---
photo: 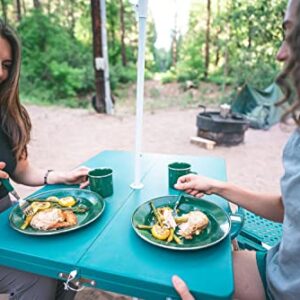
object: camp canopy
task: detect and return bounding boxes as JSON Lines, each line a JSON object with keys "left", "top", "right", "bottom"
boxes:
{"left": 231, "top": 83, "right": 284, "bottom": 129}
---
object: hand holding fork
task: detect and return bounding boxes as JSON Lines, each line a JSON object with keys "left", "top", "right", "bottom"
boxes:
{"left": 0, "top": 178, "right": 35, "bottom": 216}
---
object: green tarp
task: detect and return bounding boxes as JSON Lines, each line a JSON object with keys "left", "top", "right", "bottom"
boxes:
{"left": 231, "top": 83, "right": 284, "bottom": 129}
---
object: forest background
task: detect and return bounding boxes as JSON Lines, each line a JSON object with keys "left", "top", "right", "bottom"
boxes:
{"left": 0, "top": 0, "right": 286, "bottom": 111}
{"left": 0, "top": 2, "right": 290, "bottom": 299}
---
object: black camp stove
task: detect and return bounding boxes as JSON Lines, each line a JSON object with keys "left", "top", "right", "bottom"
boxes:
{"left": 196, "top": 109, "right": 250, "bottom": 146}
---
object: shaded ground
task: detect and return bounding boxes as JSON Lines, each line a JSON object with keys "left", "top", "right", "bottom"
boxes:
{"left": 5, "top": 104, "right": 292, "bottom": 300}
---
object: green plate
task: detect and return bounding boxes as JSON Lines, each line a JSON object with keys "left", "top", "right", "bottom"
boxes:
{"left": 132, "top": 195, "right": 231, "bottom": 250}
{"left": 9, "top": 188, "right": 105, "bottom": 236}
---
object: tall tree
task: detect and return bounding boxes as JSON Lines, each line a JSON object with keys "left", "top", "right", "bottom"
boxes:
{"left": 22, "top": 0, "right": 26, "bottom": 16}
{"left": 204, "top": 0, "right": 211, "bottom": 78}
{"left": 91, "top": 0, "right": 106, "bottom": 113}
{"left": 46, "top": 0, "right": 51, "bottom": 15}
{"left": 107, "top": 0, "right": 118, "bottom": 64}
{"left": 33, "top": 0, "right": 41, "bottom": 9}
{"left": 214, "top": 0, "right": 221, "bottom": 66}
{"left": 16, "top": 0, "right": 22, "bottom": 21}
{"left": 1, "top": 0, "right": 7, "bottom": 22}
{"left": 171, "top": 0, "right": 178, "bottom": 66}
{"left": 119, "top": 0, "right": 127, "bottom": 66}
{"left": 68, "top": 0, "right": 76, "bottom": 36}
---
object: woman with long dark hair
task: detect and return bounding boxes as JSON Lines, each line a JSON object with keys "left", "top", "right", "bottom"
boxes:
{"left": 0, "top": 20, "right": 89, "bottom": 299}
{"left": 173, "top": 1, "right": 300, "bottom": 299}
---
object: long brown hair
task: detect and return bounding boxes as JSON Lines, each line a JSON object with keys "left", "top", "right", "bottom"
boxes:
{"left": 0, "top": 19, "right": 31, "bottom": 160}
{"left": 276, "top": 1, "right": 300, "bottom": 124}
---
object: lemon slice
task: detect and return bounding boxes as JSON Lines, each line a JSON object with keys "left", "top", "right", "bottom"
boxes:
{"left": 31, "top": 201, "right": 51, "bottom": 211}
{"left": 46, "top": 196, "right": 59, "bottom": 202}
{"left": 58, "top": 196, "right": 76, "bottom": 207}
{"left": 151, "top": 224, "right": 170, "bottom": 240}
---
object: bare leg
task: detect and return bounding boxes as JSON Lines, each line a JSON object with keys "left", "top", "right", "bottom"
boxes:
{"left": 233, "top": 250, "right": 266, "bottom": 300}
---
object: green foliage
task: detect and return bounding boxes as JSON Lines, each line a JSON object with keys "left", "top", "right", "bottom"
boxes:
{"left": 221, "top": 0, "right": 286, "bottom": 89}
{"left": 1, "top": 0, "right": 288, "bottom": 109}
{"left": 110, "top": 63, "right": 137, "bottom": 88}
{"left": 18, "top": 11, "right": 94, "bottom": 104}
{"left": 176, "top": 0, "right": 286, "bottom": 96}
{"left": 161, "top": 70, "right": 177, "bottom": 84}
{"left": 153, "top": 48, "right": 172, "bottom": 73}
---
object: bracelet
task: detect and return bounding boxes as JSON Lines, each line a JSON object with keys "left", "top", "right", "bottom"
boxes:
{"left": 44, "top": 169, "right": 54, "bottom": 185}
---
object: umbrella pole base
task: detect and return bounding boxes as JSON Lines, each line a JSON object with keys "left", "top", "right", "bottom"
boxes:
{"left": 130, "top": 182, "right": 144, "bottom": 189}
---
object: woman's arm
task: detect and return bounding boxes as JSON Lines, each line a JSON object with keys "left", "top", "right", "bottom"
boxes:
{"left": 214, "top": 181, "right": 283, "bottom": 222}
{"left": 12, "top": 158, "right": 89, "bottom": 188}
{"left": 175, "top": 174, "right": 284, "bottom": 222}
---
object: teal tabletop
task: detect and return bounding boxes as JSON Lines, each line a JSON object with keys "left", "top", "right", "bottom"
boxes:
{"left": 77, "top": 153, "right": 233, "bottom": 300}
{"left": 0, "top": 151, "right": 154, "bottom": 278}
{"left": 0, "top": 151, "right": 234, "bottom": 300}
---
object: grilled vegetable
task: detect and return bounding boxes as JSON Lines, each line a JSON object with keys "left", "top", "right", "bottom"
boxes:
{"left": 20, "top": 215, "right": 34, "bottom": 230}
{"left": 31, "top": 201, "right": 51, "bottom": 211}
{"left": 136, "top": 224, "right": 153, "bottom": 230}
{"left": 150, "top": 201, "right": 163, "bottom": 226}
{"left": 167, "top": 228, "right": 174, "bottom": 243}
{"left": 173, "top": 233, "right": 183, "bottom": 245}
{"left": 71, "top": 204, "right": 88, "bottom": 213}
{"left": 151, "top": 223, "right": 170, "bottom": 240}
{"left": 57, "top": 196, "right": 77, "bottom": 207}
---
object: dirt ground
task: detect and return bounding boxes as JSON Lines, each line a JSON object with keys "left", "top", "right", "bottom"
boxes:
{"left": 6, "top": 104, "right": 293, "bottom": 300}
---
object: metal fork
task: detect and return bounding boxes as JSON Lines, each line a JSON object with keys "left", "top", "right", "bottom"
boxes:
{"left": 1, "top": 178, "right": 34, "bottom": 216}
{"left": 172, "top": 193, "right": 184, "bottom": 217}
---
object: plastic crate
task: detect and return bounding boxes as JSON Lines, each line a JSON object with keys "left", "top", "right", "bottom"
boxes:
{"left": 237, "top": 209, "right": 282, "bottom": 251}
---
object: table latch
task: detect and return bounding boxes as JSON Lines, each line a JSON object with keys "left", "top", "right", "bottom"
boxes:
{"left": 58, "top": 271, "right": 96, "bottom": 288}
{"left": 74, "top": 277, "right": 96, "bottom": 287}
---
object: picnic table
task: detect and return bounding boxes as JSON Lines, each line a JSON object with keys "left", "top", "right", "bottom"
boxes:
{"left": 0, "top": 150, "right": 236, "bottom": 299}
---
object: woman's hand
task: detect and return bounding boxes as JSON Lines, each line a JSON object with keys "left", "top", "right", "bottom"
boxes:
{"left": 49, "top": 166, "right": 90, "bottom": 188}
{"left": 61, "top": 166, "right": 90, "bottom": 188}
{"left": 172, "top": 275, "right": 195, "bottom": 300}
{"left": 0, "top": 162, "right": 9, "bottom": 180}
{"left": 174, "top": 174, "right": 223, "bottom": 198}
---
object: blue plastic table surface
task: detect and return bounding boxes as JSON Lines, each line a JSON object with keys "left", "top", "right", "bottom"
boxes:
{"left": 0, "top": 151, "right": 154, "bottom": 278}
{"left": 0, "top": 151, "right": 233, "bottom": 300}
{"left": 77, "top": 153, "right": 233, "bottom": 300}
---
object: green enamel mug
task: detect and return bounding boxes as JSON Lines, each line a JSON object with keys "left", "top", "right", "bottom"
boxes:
{"left": 88, "top": 168, "right": 113, "bottom": 198}
{"left": 168, "top": 162, "right": 197, "bottom": 189}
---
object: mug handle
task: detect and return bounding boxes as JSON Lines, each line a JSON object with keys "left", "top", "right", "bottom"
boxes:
{"left": 229, "top": 206, "right": 244, "bottom": 239}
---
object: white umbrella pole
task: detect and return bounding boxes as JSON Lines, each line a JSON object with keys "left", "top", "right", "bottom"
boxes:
{"left": 130, "top": 0, "right": 148, "bottom": 190}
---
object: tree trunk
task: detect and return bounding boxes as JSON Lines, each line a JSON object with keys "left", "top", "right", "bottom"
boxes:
{"left": 248, "top": 20, "right": 252, "bottom": 48}
{"left": 171, "top": 0, "right": 178, "bottom": 66}
{"left": 214, "top": 0, "right": 221, "bottom": 66}
{"left": 1, "top": 0, "right": 7, "bottom": 22}
{"left": 91, "top": 0, "right": 106, "bottom": 113}
{"left": 33, "top": 0, "right": 41, "bottom": 9}
{"left": 108, "top": 2, "right": 117, "bottom": 64}
{"left": 204, "top": 0, "right": 211, "bottom": 78}
{"left": 68, "top": 0, "right": 76, "bottom": 37}
{"left": 47, "top": 0, "right": 51, "bottom": 14}
{"left": 15, "top": 0, "right": 22, "bottom": 21}
{"left": 119, "top": 0, "right": 127, "bottom": 66}
{"left": 22, "top": 0, "right": 27, "bottom": 16}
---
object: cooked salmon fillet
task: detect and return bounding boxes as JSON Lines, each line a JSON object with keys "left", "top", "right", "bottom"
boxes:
{"left": 178, "top": 210, "right": 209, "bottom": 239}
{"left": 30, "top": 208, "right": 77, "bottom": 231}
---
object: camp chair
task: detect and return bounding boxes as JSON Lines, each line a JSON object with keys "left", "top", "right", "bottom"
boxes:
{"left": 237, "top": 209, "right": 283, "bottom": 251}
